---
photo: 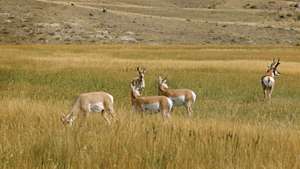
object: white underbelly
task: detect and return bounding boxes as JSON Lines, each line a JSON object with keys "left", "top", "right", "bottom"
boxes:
{"left": 88, "top": 102, "right": 104, "bottom": 113}
{"left": 263, "top": 76, "right": 275, "bottom": 88}
{"left": 143, "top": 102, "right": 160, "bottom": 112}
{"left": 170, "top": 96, "right": 185, "bottom": 106}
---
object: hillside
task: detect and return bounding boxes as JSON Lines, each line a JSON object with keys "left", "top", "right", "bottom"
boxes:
{"left": 1, "top": 0, "right": 300, "bottom": 45}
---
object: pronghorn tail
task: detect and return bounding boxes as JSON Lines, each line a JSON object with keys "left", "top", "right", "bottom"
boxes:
{"left": 191, "top": 91, "right": 197, "bottom": 103}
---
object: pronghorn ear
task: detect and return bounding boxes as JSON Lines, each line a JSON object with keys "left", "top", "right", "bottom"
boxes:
{"left": 130, "top": 81, "right": 135, "bottom": 90}
{"left": 60, "top": 114, "right": 66, "bottom": 123}
{"left": 158, "top": 76, "right": 163, "bottom": 83}
{"left": 137, "top": 66, "right": 141, "bottom": 72}
{"left": 270, "top": 58, "right": 276, "bottom": 67}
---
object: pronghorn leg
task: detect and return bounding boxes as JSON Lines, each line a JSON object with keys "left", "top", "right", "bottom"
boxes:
{"left": 110, "top": 111, "right": 116, "bottom": 120}
{"left": 81, "top": 105, "right": 90, "bottom": 117}
{"left": 188, "top": 106, "right": 193, "bottom": 116}
{"left": 107, "top": 107, "right": 115, "bottom": 118}
{"left": 141, "top": 105, "right": 146, "bottom": 117}
{"left": 185, "top": 102, "right": 193, "bottom": 117}
{"left": 77, "top": 110, "right": 88, "bottom": 127}
{"left": 263, "top": 89, "right": 268, "bottom": 99}
{"left": 165, "top": 108, "right": 171, "bottom": 118}
{"left": 101, "top": 110, "right": 111, "bottom": 125}
{"left": 162, "top": 110, "right": 171, "bottom": 119}
{"left": 188, "top": 107, "right": 193, "bottom": 117}
{"left": 170, "top": 106, "right": 175, "bottom": 113}
{"left": 109, "top": 107, "right": 118, "bottom": 123}
{"left": 269, "top": 86, "right": 274, "bottom": 100}
{"left": 132, "top": 106, "right": 137, "bottom": 113}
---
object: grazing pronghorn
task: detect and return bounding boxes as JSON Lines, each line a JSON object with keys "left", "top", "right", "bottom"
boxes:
{"left": 131, "top": 66, "right": 146, "bottom": 93}
{"left": 130, "top": 81, "right": 173, "bottom": 118}
{"left": 261, "top": 58, "right": 281, "bottom": 100}
{"left": 61, "top": 91, "right": 115, "bottom": 125}
{"left": 158, "top": 76, "right": 196, "bottom": 116}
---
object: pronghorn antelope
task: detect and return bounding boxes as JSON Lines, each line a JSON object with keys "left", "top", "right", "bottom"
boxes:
{"left": 61, "top": 91, "right": 115, "bottom": 125}
{"left": 158, "top": 76, "right": 196, "bottom": 116}
{"left": 130, "top": 81, "right": 173, "bottom": 118}
{"left": 131, "top": 66, "right": 146, "bottom": 93}
{"left": 261, "top": 58, "right": 281, "bottom": 99}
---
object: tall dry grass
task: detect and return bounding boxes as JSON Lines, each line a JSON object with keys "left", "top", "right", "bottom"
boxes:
{"left": 0, "top": 45, "right": 300, "bottom": 169}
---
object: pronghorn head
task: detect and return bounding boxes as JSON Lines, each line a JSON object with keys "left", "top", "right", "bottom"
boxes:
{"left": 133, "top": 66, "right": 146, "bottom": 92}
{"left": 137, "top": 66, "right": 146, "bottom": 79}
{"left": 61, "top": 113, "right": 74, "bottom": 126}
{"left": 158, "top": 76, "right": 169, "bottom": 89}
{"left": 267, "top": 58, "right": 281, "bottom": 77}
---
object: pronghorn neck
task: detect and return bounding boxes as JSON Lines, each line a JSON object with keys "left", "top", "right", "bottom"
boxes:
{"left": 130, "top": 89, "right": 142, "bottom": 109}
{"left": 265, "top": 69, "right": 275, "bottom": 77}
{"left": 130, "top": 89, "right": 140, "bottom": 102}
{"left": 159, "top": 84, "right": 169, "bottom": 95}
{"left": 140, "top": 78, "right": 145, "bottom": 87}
{"left": 139, "top": 74, "right": 144, "bottom": 81}
{"left": 135, "top": 75, "right": 143, "bottom": 83}
{"left": 131, "top": 90, "right": 136, "bottom": 100}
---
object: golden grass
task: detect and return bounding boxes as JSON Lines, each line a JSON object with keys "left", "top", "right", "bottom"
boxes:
{"left": 0, "top": 45, "right": 300, "bottom": 169}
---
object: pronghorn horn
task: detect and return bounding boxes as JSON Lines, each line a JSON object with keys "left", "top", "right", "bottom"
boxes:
{"left": 274, "top": 58, "right": 280, "bottom": 68}
{"left": 137, "top": 66, "right": 141, "bottom": 72}
{"left": 269, "top": 58, "right": 276, "bottom": 68}
{"left": 158, "top": 76, "right": 162, "bottom": 82}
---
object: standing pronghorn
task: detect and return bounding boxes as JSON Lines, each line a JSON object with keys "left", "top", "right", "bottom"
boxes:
{"left": 261, "top": 58, "right": 281, "bottom": 100}
{"left": 158, "top": 76, "right": 196, "bottom": 116}
{"left": 131, "top": 66, "right": 146, "bottom": 93}
{"left": 61, "top": 91, "right": 115, "bottom": 125}
{"left": 130, "top": 81, "right": 173, "bottom": 118}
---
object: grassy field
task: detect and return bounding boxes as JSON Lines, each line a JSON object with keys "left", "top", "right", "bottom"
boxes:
{"left": 1, "top": 45, "right": 300, "bottom": 169}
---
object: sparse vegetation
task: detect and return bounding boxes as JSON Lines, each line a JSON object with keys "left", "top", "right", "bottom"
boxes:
{"left": 1, "top": 45, "right": 300, "bottom": 169}
{"left": 0, "top": 0, "right": 300, "bottom": 45}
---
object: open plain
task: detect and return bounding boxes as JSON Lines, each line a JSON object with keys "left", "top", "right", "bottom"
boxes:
{"left": 0, "top": 45, "right": 300, "bottom": 169}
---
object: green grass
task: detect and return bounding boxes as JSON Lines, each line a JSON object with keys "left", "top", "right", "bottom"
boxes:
{"left": 0, "top": 45, "right": 300, "bottom": 169}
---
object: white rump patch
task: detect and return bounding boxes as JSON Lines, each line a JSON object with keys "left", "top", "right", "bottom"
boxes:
{"left": 263, "top": 76, "right": 275, "bottom": 88}
{"left": 88, "top": 102, "right": 104, "bottom": 113}
{"left": 170, "top": 96, "right": 185, "bottom": 106}
{"left": 107, "top": 94, "right": 114, "bottom": 104}
{"left": 143, "top": 102, "right": 160, "bottom": 112}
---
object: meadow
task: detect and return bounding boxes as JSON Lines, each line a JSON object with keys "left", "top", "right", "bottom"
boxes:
{"left": 0, "top": 45, "right": 300, "bottom": 169}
